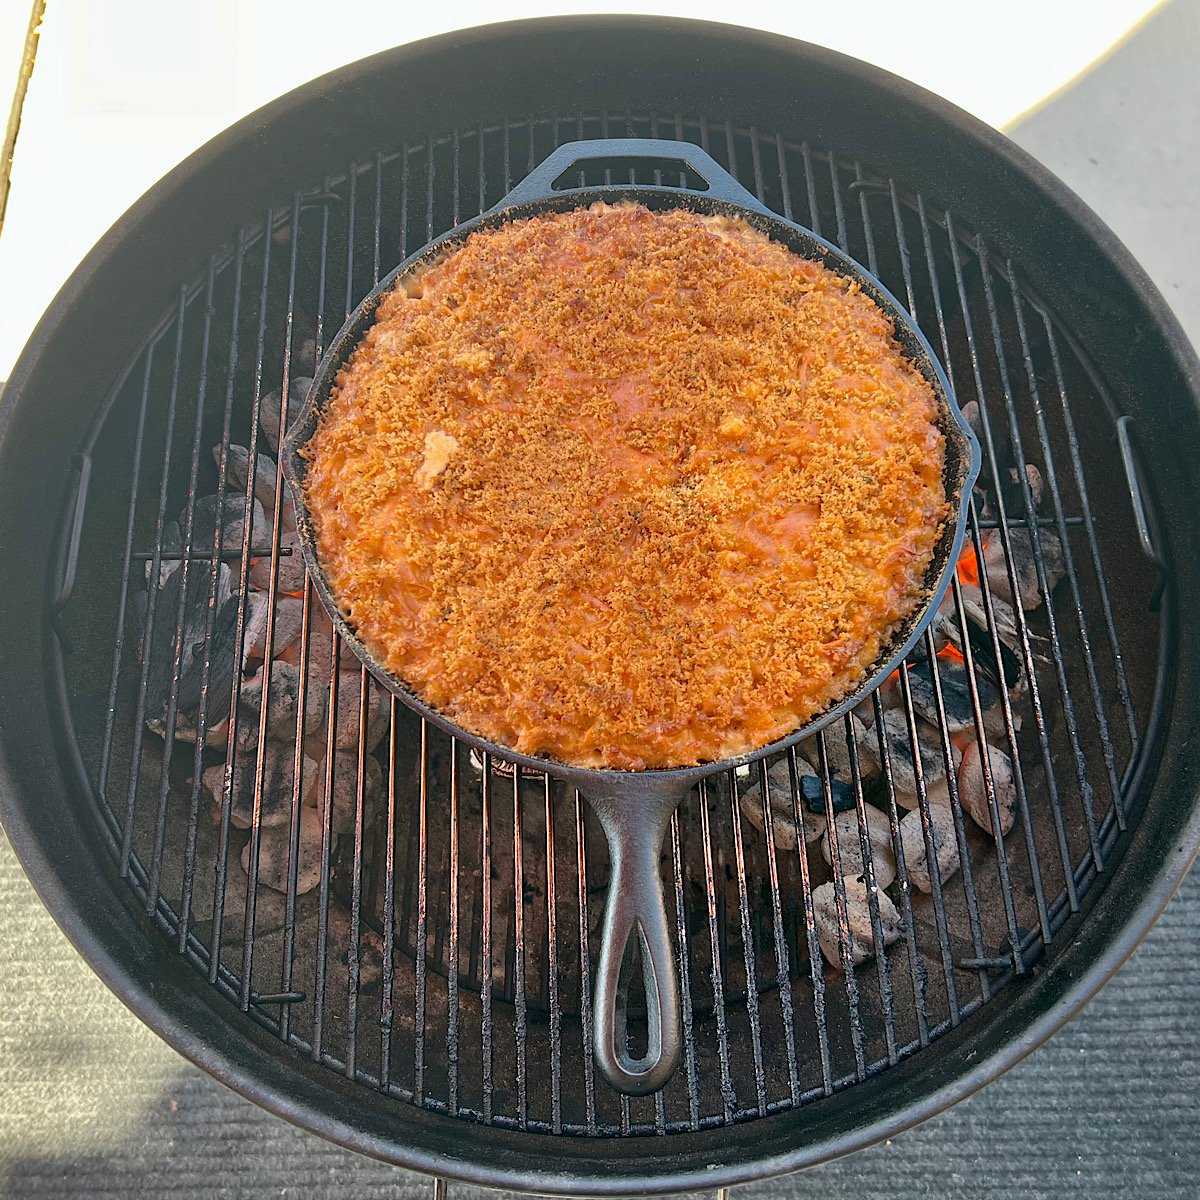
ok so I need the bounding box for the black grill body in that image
[1,17,1198,1195]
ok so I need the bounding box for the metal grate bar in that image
[847,714,901,1063]
[280,576,316,1041]
[886,180,917,314]
[872,689,934,1043]
[377,704,399,1084]
[311,646,339,1054]
[241,187,321,1009]
[464,770,484,1035]
[310,187,342,1053]
[647,112,664,182]
[723,120,740,195]
[974,515,1083,529]
[694,779,734,1121]
[748,129,768,216]
[513,773,528,1128]
[668,808,702,1127]
[726,123,802,1109]
[345,668,371,1077]
[827,156,849,255]
[982,505,1067,928]
[544,776,563,1133]
[852,165,879,276]
[940,595,1022,976]
[398,143,410,261]
[208,203,278,984]
[773,133,794,222]
[911,193,1050,960]
[894,187,1049,964]
[917,626,1001,991]
[145,261,218,913]
[817,729,867,1080]
[800,142,820,234]
[423,135,434,244]
[425,759,451,997]
[785,751,831,1094]
[450,129,462,227]
[480,754,494,1123]
[132,546,293,561]
[339,150,370,1086]
[1040,313,1140,748]
[943,216,1081,912]
[369,147,398,1080]
[744,141,810,1103]
[444,739,460,1111]
[599,113,612,185]
[975,245,1105,867]
[755,759,800,1103]
[881,180,915,319]
[471,124,490,220]
[96,347,155,802]
[672,114,687,187]
[849,180,921,1051]
[696,118,713,179]
[345,162,360,314]
[574,790,597,1134]
[410,720,429,1094]
[883,673,964,1016]
[727,772,768,1114]
[119,285,189,879]
[179,238,248,952]
[1007,272,1126,829]
[372,150,384,282]
[907,547,1012,974]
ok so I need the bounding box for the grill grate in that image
[55,112,1163,1137]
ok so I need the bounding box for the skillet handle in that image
[493,137,772,216]
[585,783,686,1095]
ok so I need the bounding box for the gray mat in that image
[2,830,1197,1199]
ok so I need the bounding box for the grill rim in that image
[1,15,1198,1193]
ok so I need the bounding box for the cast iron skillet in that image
[283,138,980,1096]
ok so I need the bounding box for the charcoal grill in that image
[1,16,1198,1195]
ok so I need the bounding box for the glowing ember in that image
[937,642,967,666]
[956,538,985,588]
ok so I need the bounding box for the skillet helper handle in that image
[587,786,685,1096]
[493,137,773,215]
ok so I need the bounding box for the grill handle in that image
[585,778,687,1096]
[51,452,92,611]
[493,137,773,215]
[1116,415,1169,609]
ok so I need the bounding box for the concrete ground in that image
[2,2,1199,1197]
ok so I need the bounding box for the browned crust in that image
[303,203,947,768]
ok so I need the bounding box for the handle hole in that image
[550,157,710,192]
[617,927,653,1060]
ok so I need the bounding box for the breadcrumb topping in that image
[303,203,947,769]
